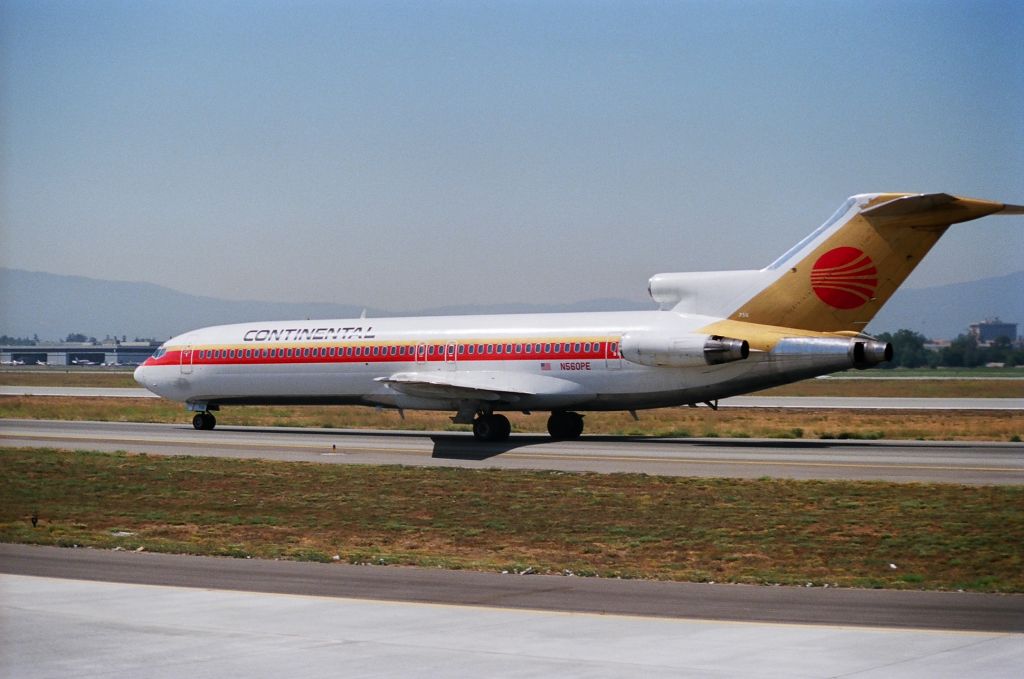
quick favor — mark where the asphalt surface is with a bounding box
[2,384,1022,409]
[3,543,1021,633]
[9,574,1022,679]
[3,418,1022,484]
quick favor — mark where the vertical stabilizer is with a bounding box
[726,193,1018,333]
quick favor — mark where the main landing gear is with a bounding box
[547,411,584,440]
[472,413,511,442]
[192,412,216,430]
[470,411,586,442]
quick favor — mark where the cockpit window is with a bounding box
[153,346,167,359]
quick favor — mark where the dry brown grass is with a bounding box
[3,447,1021,591]
[2,396,1021,441]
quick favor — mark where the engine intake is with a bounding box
[620,332,749,368]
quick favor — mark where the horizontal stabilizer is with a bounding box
[861,193,1018,227]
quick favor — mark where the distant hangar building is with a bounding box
[0,341,161,366]
[968,318,1018,344]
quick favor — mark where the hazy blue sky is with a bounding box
[2,0,1021,310]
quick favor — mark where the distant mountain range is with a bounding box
[866,270,1023,339]
[0,268,650,341]
[1,267,1020,342]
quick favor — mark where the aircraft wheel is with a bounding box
[493,414,511,439]
[473,414,510,442]
[547,411,584,440]
[192,413,216,430]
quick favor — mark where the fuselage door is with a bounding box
[605,339,622,370]
[443,342,458,371]
[180,344,194,375]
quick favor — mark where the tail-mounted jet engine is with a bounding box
[620,332,749,368]
[771,336,893,371]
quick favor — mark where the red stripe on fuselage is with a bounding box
[143,339,620,369]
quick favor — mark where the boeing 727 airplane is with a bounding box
[135,192,1022,441]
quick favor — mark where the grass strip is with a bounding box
[3,396,1021,441]
[2,447,1021,592]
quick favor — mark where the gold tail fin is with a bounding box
[729,193,1022,333]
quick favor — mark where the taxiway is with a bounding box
[2,418,1022,484]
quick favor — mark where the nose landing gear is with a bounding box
[192,412,217,430]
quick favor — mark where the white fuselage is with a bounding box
[134,309,827,414]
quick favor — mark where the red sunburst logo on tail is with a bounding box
[810,247,878,309]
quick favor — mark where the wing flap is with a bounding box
[376,370,584,402]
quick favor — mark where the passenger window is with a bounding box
[544,343,551,353]
[496,345,503,355]
[574,343,581,353]
[584,342,591,353]
[515,344,522,353]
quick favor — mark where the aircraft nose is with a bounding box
[133,364,146,386]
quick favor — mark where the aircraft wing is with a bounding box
[376,371,584,402]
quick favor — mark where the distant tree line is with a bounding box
[0,334,39,345]
[876,329,1024,368]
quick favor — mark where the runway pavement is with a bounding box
[3,418,1022,484]
[2,543,1021,632]
[2,545,1022,678]
[5,573,1021,679]
[2,384,1023,408]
